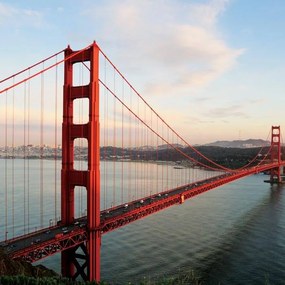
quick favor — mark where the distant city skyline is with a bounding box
[1,0,285,145]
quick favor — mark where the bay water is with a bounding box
[1,159,285,284]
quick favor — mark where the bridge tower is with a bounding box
[61,43,101,281]
[270,125,282,183]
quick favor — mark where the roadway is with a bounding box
[0,162,280,262]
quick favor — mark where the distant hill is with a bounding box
[204,139,270,148]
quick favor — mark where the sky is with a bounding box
[1,0,285,145]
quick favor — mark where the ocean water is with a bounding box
[1,159,285,284]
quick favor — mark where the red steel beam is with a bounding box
[61,42,101,281]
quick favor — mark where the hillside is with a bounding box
[0,249,57,277]
[204,139,270,148]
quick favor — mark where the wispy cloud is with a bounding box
[84,0,244,97]
[0,2,15,18]
[206,104,249,119]
[186,0,229,27]
[0,2,43,28]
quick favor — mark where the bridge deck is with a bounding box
[1,162,282,263]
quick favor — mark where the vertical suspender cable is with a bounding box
[27,70,31,232]
[54,58,58,222]
[150,111,154,195]
[106,65,109,209]
[12,77,15,238]
[113,69,116,206]
[134,96,137,199]
[144,108,147,196]
[5,91,8,240]
[24,81,27,234]
[106,86,109,208]
[128,87,132,202]
[161,123,164,191]
[172,130,174,188]
[144,103,146,197]
[156,114,159,193]
[142,103,144,197]
[167,127,169,191]
[121,79,124,204]
[138,100,140,198]
[135,98,139,198]
[104,58,108,208]
[40,64,44,228]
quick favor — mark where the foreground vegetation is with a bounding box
[0,271,202,285]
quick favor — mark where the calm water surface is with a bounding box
[99,175,285,285]
[1,159,285,284]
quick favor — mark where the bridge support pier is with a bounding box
[61,42,101,281]
[61,243,89,280]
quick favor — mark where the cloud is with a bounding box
[0,2,15,17]
[186,0,230,27]
[84,0,244,96]
[0,2,43,28]
[206,104,249,119]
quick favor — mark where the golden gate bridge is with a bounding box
[0,42,284,282]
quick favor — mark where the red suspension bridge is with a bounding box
[0,42,284,282]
